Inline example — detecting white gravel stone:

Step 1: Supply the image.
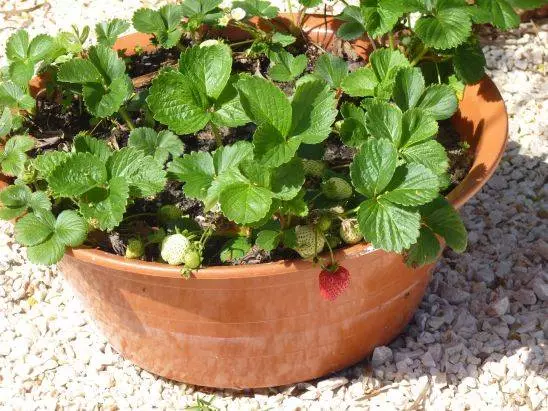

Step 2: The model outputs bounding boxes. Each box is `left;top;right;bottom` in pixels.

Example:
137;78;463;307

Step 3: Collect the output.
1;4;547;410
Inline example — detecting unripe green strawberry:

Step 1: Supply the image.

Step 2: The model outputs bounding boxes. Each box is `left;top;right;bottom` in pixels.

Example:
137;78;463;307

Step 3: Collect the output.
160;233;191;265
340;219;363;245
157;205;183;224
294;225;325;259
316;214;332;232
303;159;326;178
125;238;145;259
183;247;202;269
325;233;342;248
321;177;353;200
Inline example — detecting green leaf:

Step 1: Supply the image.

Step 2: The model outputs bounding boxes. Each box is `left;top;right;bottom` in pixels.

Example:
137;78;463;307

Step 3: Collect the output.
83;76;132;118
271;32;296;47
417;84;458;120
279;190;309;217
0;107;13;137
87;44;127;82
147;70;210;134
128;127;184;164
393;67;425;111
252;123;301;167
476;0;520;29
360;0;408;38
453;41;486;84
54;210;88;247
381;163;439;206
336;6;366;40
1;135;35;177
95;19;130;47
400;139;449;175
340;103;369;147
313;53;348;89
213;140;253;174
232;0;279;18
57;59;102;83
211;75;250;128
181;0;222;21
270;158;305;200
168;151;215;199
235;75;292;136
26;235;65;266
357;197;421;252
220;237;252;263
79;176;129;231
268;51;307;82
179;43;232;100
365;100;403;145
415;5;472;49
421;197;467;252
132;5;185;48
255;230;281;251
406;226;441;267
220;182;273;224
341;67;378;97
506;0;547;9
0;81;35;111
0;184;51;220
350;138;397;198
370;48;410;83
401;108;438;147
27;34;55;62
73;133;112;162
48;152;107;197
298;0;322;7
6;30;29;62
290;79;337;144
15;210;55;246
33;151;70;180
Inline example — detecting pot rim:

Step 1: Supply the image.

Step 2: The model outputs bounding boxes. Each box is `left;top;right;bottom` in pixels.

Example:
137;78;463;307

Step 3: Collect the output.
2;16;509;279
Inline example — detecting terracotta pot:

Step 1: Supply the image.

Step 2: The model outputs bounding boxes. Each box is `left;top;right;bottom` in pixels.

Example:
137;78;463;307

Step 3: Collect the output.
1;15;508;388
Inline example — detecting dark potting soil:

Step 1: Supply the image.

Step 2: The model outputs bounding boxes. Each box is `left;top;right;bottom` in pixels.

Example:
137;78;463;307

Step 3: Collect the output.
24;39;473;266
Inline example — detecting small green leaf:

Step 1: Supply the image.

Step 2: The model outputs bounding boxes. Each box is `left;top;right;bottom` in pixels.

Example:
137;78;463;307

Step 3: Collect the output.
73;134;112;162
406;226;441;267
168;151;215;199
476;0;519;29
147;70;210;134
336;6;366;40
298;0;322;7
213;140;253;174
270;158;305;200
417;84;458;120
341;67;378;97
181;0;222;22
79;176;129;231
15;210;55;246
57;59;102;83
357;197;421;252
252;123;301;167
179;43;232;100
0;184;51;220
26;235;65;266
33;151;70;180
6;30;29;62
232;0;279;18
271;32;296;46
95;19;130;47
453;41;486;84
220;182;273;224
415;5;472;49
0;81;35;111
421;197;467;252
255;230;281;251
401;108;438;147
400;139;449;175
393;67;425;111
268;51;307;82
365;100;403;145
83;76;132;118
211;75;250;128
314;53;348;89
48;152;107;197
370;48;410;83
0;107;13;137
128;127;184;164
360;0;409;38
235;75;292;136
350;138;397;198
9;61;35;89
382;163;439;206
27;34;55;62
220;236;252;263
132;5;185;48
1;135;35;177
54;210;88;247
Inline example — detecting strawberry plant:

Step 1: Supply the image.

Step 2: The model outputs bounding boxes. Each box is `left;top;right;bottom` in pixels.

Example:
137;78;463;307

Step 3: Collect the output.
0;0;529;297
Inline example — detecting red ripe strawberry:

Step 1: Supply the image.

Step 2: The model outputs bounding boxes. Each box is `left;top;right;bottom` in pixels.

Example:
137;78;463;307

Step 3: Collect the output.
318;265;350;301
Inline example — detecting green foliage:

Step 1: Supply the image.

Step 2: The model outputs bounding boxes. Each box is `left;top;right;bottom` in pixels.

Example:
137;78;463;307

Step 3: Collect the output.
0;184;51;220
14;210;87;265
268;51;307;82
220;236;252;262
132;4;185;48
57;45;133;117
147;43;249;134
95;19;130;47
232;0;279;19
181;0;223;26
128;127;185;164
313;53;349;89
0;135;34;177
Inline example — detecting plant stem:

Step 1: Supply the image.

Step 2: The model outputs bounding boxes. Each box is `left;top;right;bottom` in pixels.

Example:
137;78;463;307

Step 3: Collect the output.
210;123;223;147
118;107;135;131
389;32;395;50
411;46;429;66
229;39;255;48
122;212;156;223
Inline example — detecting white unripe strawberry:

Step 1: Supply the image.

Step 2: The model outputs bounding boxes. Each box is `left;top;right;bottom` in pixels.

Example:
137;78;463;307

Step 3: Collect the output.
125;238;145;259
294;225;325;259
160;234;191;265
340;219;363;245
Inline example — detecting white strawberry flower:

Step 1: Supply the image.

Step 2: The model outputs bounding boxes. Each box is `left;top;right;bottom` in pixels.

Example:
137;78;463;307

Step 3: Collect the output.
230;7;246;21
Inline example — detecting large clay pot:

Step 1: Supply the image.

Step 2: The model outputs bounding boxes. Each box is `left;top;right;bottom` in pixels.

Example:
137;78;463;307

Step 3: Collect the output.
1;15;508;388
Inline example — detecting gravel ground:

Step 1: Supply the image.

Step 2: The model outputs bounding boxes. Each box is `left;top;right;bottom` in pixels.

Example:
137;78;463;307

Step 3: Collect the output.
1;1;547;410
